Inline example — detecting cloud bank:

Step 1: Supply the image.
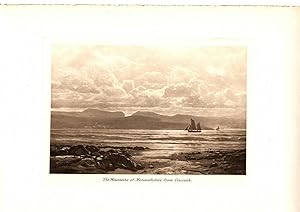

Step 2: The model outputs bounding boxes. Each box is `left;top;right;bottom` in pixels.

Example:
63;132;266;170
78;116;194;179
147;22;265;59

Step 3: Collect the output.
51;45;246;117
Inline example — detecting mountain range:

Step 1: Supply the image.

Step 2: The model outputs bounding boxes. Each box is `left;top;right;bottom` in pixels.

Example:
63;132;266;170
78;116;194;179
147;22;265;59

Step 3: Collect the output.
51;109;246;130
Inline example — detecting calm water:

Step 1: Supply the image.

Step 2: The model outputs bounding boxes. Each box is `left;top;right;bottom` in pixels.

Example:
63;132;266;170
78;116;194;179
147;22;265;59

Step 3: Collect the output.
51;129;246;153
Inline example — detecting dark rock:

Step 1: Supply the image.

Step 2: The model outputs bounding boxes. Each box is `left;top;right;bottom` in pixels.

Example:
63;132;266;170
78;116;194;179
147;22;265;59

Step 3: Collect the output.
86;145;99;153
133;146;149;150
50;146;70;156
108;163;115;171
96;158;115;171
210;162;218;168
107;149;121;154
57;147;70;155
99;150;106;155
92;152;102;157
107;153;128;164
121;150;131;158
124;152;131;158
107;149;117;153
136;163;144;170
50;146;57;156
69;145;89;156
95;160;106;170
78;157;96;167
149;165;154;169
55;156;82;167
105;153;138;171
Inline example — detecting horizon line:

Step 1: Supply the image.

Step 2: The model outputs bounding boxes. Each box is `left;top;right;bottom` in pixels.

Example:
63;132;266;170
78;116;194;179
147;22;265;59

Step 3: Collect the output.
51;107;246;118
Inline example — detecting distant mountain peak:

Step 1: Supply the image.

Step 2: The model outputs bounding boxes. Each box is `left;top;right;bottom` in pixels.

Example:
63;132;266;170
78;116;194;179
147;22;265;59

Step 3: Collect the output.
132;111;165;119
81;108;125;118
133;111;159;116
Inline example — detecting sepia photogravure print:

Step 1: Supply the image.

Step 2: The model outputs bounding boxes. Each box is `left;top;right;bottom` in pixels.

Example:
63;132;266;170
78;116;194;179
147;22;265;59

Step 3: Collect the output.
2;4;300;212
50;44;246;175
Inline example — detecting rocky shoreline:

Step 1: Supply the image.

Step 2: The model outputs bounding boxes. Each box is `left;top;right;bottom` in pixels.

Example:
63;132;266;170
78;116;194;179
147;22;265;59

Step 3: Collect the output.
50;144;246;174
50;144;148;173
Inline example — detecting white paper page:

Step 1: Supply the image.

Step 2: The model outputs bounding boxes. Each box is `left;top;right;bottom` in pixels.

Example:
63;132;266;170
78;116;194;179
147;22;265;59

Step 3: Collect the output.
0;5;299;212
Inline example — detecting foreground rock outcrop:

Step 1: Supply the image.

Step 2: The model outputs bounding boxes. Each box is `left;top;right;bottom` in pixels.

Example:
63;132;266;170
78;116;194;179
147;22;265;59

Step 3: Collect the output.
50;144;145;173
50;144;246;175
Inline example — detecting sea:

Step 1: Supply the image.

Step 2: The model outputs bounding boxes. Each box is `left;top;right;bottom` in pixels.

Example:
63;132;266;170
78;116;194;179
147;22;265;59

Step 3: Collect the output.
50;129;246;154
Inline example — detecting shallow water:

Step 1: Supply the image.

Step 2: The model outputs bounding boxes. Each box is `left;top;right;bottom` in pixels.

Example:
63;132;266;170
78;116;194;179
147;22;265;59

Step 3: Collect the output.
51;129;246;174
51;129;246;153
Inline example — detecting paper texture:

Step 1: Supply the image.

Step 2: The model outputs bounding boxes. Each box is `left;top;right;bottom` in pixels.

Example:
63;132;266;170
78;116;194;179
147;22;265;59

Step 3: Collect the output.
0;5;299;212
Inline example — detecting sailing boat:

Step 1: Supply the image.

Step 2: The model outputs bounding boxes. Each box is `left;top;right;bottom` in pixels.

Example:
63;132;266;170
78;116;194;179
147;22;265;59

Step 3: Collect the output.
196;122;202;132
185;119;202;132
216;126;220;131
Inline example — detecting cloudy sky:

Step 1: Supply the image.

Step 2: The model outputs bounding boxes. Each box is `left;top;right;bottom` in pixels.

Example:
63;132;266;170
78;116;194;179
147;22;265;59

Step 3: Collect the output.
51;45;246;117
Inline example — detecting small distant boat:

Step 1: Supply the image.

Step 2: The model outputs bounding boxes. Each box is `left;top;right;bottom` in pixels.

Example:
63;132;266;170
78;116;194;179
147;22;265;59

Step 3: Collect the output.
185;119;201;132
216;126;220;131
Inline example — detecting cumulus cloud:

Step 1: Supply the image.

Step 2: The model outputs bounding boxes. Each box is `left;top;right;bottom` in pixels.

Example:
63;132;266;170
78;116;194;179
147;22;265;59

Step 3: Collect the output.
163;84;192;98
129;86;147;97
181;95;206;107
167;66;196;84
135;71;167;89
102;85;127;97
122;80;135;92
51;45;246;116
127;85;169;108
